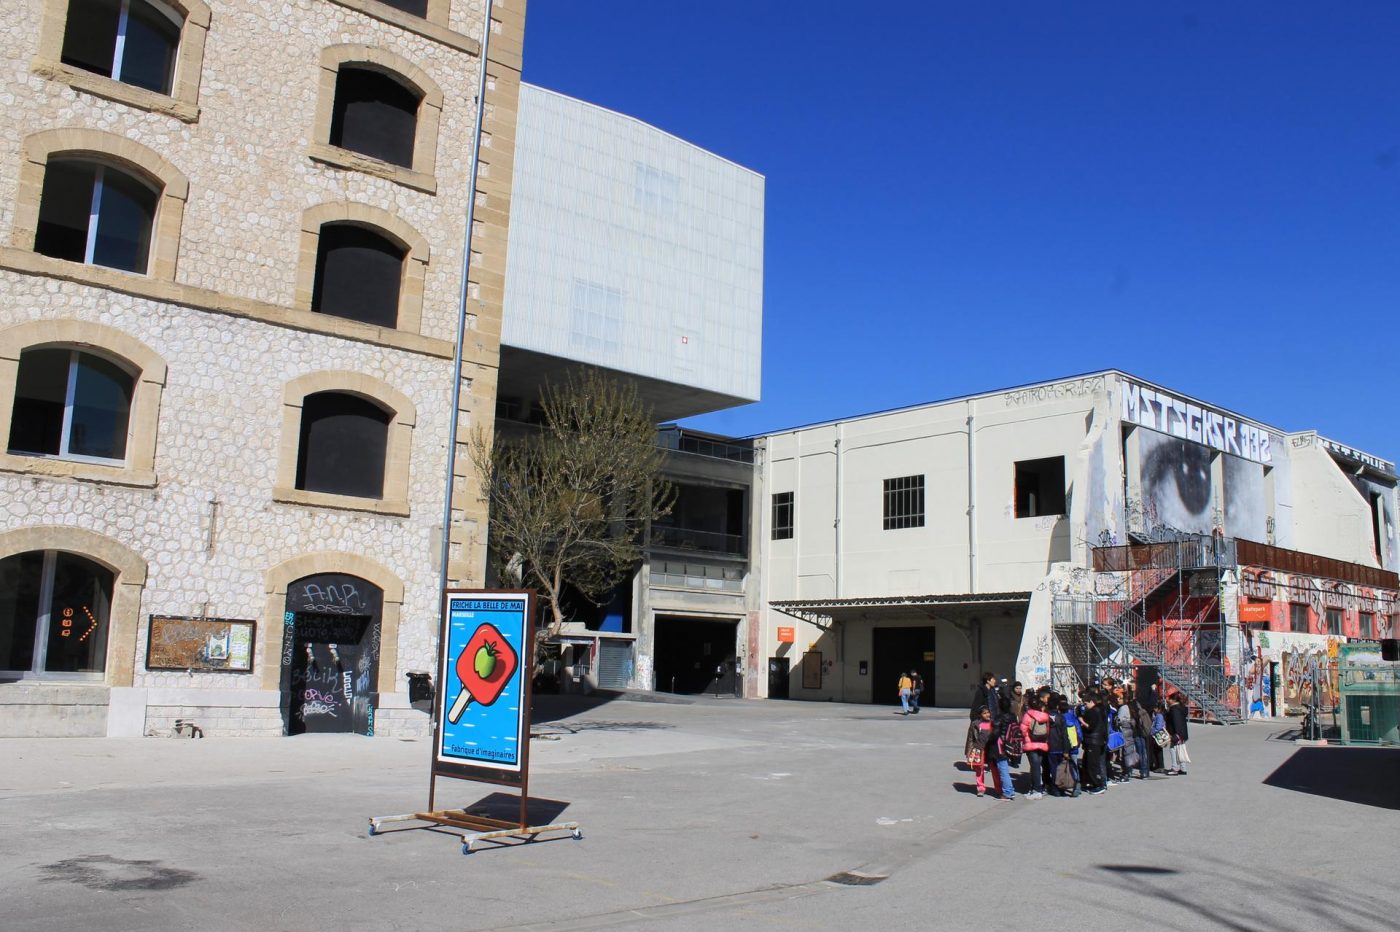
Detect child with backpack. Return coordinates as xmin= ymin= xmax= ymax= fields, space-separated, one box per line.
xmin=964 ymin=706 xmax=1000 ymax=797
xmin=1052 ymin=698 xmax=1081 ymax=797
xmin=1020 ymin=695 xmax=1051 ymax=799
xmin=987 ymin=711 xmax=1020 ymax=800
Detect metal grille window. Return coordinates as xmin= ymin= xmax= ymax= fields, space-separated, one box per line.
xmin=1289 ymin=603 xmax=1309 ymax=633
xmin=882 ymin=475 xmax=925 ymax=530
xmin=772 ymin=492 xmax=793 ymax=540
xmin=1326 ymin=608 xmax=1343 ymax=636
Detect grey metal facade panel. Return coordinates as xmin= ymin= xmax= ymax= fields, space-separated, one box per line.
xmin=502 ymin=85 xmax=764 ymax=405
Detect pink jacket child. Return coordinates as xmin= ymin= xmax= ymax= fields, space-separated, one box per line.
xmin=1020 ymin=708 xmax=1051 ymax=753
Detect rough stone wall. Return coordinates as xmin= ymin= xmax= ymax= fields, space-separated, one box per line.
xmin=0 ymin=280 xmax=454 ymax=691
xmin=0 ymin=0 xmax=526 ymax=732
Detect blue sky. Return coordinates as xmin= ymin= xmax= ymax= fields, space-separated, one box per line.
xmin=522 ymin=2 xmax=1400 ymax=456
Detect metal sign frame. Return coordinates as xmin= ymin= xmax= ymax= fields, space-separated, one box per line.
xmin=369 ymin=588 xmax=580 ymax=855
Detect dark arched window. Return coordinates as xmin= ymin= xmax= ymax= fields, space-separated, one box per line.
xmin=376 ymin=0 xmax=428 ymax=17
xmin=0 ymin=551 xmax=114 ymax=675
xmin=295 ymin=392 xmax=391 ymax=499
xmin=8 ymin=348 xmax=135 ymax=462
xmin=312 ymin=224 xmax=406 ymax=328
xmin=328 ymin=67 xmax=421 ymax=168
xmin=61 ymin=0 xmax=182 ymax=95
xmin=35 ymin=159 xmax=159 ymax=273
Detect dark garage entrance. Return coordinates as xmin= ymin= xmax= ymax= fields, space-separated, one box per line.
xmin=654 ymin=616 xmax=738 ymax=695
xmin=872 ymin=626 xmax=935 ymax=706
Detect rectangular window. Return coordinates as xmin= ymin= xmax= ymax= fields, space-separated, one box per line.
xmin=1325 ymin=608 xmax=1343 ymax=637
xmin=771 ymin=491 xmax=793 ymax=540
xmin=883 ymin=475 xmax=925 ymax=530
xmin=1289 ymin=603 xmax=1309 ymax=634
xmin=1360 ymin=612 xmax=1373 ymax=639
xmin=1014 ymin=456 xmax=1067 ymax=518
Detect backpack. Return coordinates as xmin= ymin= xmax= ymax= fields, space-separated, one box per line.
xmin=1000 ymin=718 xmax=1024 ymax=759
xmin=1030 ymin=716 xmax=1049 ymax=741
xmin=1062 ymin=711 xmax=1081 ymax=750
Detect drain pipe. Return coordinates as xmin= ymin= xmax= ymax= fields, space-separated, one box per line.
xmin=438 ymin=0 xmax=495 ymax=592
xmin=967 ymin=403 xmax=978 ymax=593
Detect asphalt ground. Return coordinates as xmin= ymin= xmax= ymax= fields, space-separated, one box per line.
xmin=0 ymin=695 xmax=1395 ymax=931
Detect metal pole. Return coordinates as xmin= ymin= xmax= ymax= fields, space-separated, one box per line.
xmin=437 ymin=0 xmax=496 ymax=595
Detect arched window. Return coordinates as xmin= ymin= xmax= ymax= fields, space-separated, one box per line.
xmin=329 ymin=67 xmax=422 ymax=169
xmin=7 ymin=348 xmax=135 ymax=462
xmin=34 ymin=158 xmax=159 ymax=274
xmin=295 ymin=392 xmax=392 ymax=500
xmin=60 ymin=0 xmax=182 ymax=95
xmin=376 ymin=0 xmax=428 ymax=17
xmin=0 ymin=550 xmax=114 ymax=676
xmin=312 ymin=224 xmax=407 ymax=328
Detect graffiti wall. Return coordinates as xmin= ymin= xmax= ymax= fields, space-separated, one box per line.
xmin=1247 ymin=630 xmax=1343 ymax=715
xmin=1238 ymin=567 xmax=1397 ymax=640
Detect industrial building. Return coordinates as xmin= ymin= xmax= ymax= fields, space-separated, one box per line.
xmin=755 ymin=371 xmax=1398 ymax=719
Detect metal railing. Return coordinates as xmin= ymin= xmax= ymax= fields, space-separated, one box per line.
xmin=1093 ymin=535 xmax=1235 ymax=573
xmin=649 ymin=526 xmax=747 ymax=556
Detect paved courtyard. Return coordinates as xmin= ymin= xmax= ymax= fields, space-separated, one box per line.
xmin=1 ymin=694 xmax=1395 ymax=931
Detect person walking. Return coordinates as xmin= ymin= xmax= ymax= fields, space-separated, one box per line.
xmin=964 ymin=706 xmax=999 ymax=797
xmin=1165 ymin=692 xmax=1190 ymax=775
xmin=897 ymin=671 xmax=913 ymax=715
xmin=1020 ymin=695 xmax=1051 ymax=799
xmin=909 ymin=670 xmax=924 ymax=714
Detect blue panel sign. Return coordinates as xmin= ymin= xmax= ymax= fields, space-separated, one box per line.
xmin=434 ymin=591 xmax=533 ymax=782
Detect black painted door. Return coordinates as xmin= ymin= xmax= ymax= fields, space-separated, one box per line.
xmin=768 ymin=657 xmax=790 ymax=699
xmin=290 ymin=613 xmax=370 ymax=735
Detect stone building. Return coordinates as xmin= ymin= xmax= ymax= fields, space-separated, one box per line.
xmin=0 ymin=0 xmax=527 ymax=736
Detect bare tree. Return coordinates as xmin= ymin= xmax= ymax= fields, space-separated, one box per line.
xmin=471 ymin=372 xmax=672 ymax=658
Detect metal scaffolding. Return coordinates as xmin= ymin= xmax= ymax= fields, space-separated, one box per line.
xmin=1051 ymin=535 xmax=1243 ymax=723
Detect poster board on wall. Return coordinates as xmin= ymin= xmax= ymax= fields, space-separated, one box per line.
xmin=146 ymin=616 xmax=255 ymax=673
xmin=433 ymin=590 xmax=534 ymax=786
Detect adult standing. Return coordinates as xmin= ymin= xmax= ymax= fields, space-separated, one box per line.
xmin=1080 ymin=692 xmax=1110 ymax=795
xmin=1132 ymin=694 xmax=1156 ymax=779
xmin=1165 ymin=691 xmax=1190 ymax=774
xmin=972 ymin=672 xmax=1001 ymax=719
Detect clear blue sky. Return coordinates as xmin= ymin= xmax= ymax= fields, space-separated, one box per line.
xmin=521 ymin=2 xmax=1400 ymax=456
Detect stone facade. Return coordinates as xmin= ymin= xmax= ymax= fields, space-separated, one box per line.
xmin=0 ymin=0 xmax=527 ymax=736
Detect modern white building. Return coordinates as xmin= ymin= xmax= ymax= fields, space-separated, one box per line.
xmin=755 ymin=371 xmax=1398 ymax=716
xmin=495 ymin=85 xmax=766 ymax=695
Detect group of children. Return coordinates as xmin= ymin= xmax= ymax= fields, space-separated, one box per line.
xmin=962 ymin=674 xmax=1191 ymax=800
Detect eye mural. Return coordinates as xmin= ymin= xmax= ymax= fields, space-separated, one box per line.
xmin=1139 ymin=427 xmax=1215 ymax=537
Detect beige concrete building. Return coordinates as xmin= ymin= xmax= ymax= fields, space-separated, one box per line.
xmin=757 ymin=371 xmax=1399 ymax=718
xmin=0 ymin=0 xmax=527 ymax=736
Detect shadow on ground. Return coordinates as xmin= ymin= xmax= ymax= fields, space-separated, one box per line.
xmin=1089 ymin=852 xmax=1393 ymax=932
xmin=1262 ymin=746 xmax=1400 ymax=810
xmin=529 ymin=691 xmax=691 ymax=725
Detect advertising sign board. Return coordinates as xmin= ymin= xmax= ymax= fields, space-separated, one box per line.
xmin=434 ymin=590 xmax=534 ymax=786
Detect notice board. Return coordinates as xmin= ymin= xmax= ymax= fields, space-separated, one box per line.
xmin=146 ymin=616 xmax=256 ymax=673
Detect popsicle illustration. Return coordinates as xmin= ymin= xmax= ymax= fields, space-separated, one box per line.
xmin=447 ymin=622 xmax=519 ymax=723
